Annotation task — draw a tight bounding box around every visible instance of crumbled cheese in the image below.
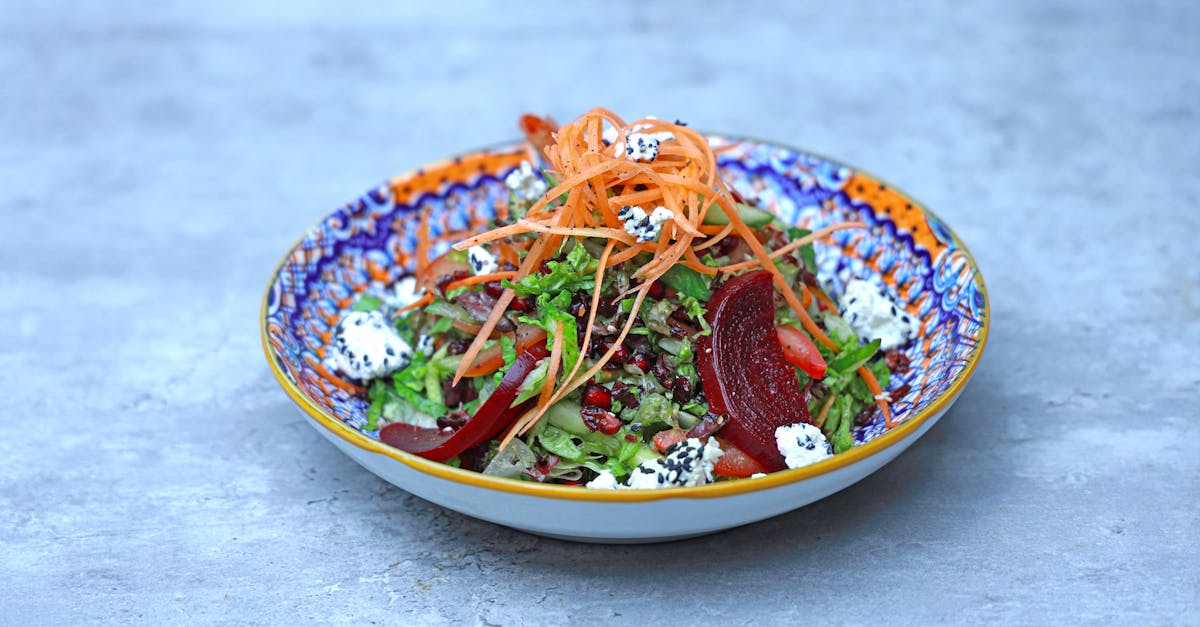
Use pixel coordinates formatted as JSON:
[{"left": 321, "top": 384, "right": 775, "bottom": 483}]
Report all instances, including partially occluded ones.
[
  {"left": 623, "top": 133, "right": 660, "bottom": 161},
  {"left": 750, "top": 473, "right": 768, "bottom": 479},
  {"left": 504, "top": 160, "right": 548, "bottom": 202},
  {"left": 467, "top": 245, "right": 498, "bottom": 275},
  {"left": 625, "top": 438, "right": 724, "bottom": 489},
  {"left": 331, "top": 311, "right": 412, "bottom": 381},
  {"left": 840, "top": 279, "right": 920, "bottom": 350},
  {"left": 602, "top": 124, "right": 618, "bottom": 146},
  {"left": 415, "top": 333, "right": 434, "bottom": 357},
  {"left": 618, "top": 205, "right": 674, "bottom": 243},
  {"left": 388, "top": 276, "right": 424, "bottom": 317},
  {"left": 585, "top": 469, "right": 620, "bottom": 490},
  {"left": 775, "top": 423, "right": 834, "bottom": 469}
]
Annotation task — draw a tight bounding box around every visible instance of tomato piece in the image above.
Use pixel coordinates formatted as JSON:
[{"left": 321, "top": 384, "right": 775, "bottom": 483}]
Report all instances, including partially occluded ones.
[
  {"left": 650, "top": 429, "right": 768, "bottom": 478},
  {"left": 712, "top": 439, "right": 769, "bottom": 478},
  {"left": 417, "top": 252, "right": 472, "bottom": 295},
  {"left": 652, "top": 428, "right": 688, "bottom": 453},
  {"left": 519, "top": 114, "right": 558, "bottom": 156},
  {"left": 776, "top": 324, "right": 827, "bottom": 379}
]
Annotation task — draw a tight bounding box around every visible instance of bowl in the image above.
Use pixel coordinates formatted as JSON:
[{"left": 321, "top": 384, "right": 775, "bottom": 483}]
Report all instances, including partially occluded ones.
[{"left": 260, "top": 135, "right": 989, "bottom": 543}]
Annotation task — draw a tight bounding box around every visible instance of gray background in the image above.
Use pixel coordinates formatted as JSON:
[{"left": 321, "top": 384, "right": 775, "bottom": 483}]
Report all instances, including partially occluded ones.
[{"left": 3, "top": 1, "right": 1198, "bottom": 624}]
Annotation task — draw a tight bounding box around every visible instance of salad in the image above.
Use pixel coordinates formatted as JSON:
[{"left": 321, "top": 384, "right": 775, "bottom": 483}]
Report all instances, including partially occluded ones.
[{"left": 329, "top": 109, "right": 918, "bottom": 489}]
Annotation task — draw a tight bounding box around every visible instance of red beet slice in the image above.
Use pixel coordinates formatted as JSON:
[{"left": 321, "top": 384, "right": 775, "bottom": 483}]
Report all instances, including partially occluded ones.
[
  {"left": 696, "top": 270, "right": 812, "bottom": 472},
  {"left": 380, "top": 343, "right": 548, "bottom": 462}
]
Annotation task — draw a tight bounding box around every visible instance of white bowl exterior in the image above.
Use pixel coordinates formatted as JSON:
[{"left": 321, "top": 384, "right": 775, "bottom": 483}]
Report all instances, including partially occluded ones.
[{"left": 302, "top": 400, "right": 952, "bottom": 543}]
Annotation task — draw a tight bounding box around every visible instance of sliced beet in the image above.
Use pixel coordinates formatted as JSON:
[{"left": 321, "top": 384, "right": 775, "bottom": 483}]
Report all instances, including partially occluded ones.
[
  {"left": 380, "top": 343, "right": 548, "bottom": 462},
  {"left": 696, "top": 270, "right": 812, "bottom": 472}
]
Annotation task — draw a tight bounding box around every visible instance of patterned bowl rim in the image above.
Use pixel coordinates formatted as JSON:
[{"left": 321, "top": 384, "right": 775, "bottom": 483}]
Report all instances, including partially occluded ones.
[{"left": 260, "top": 135, "right": 990, "bottom": 502}]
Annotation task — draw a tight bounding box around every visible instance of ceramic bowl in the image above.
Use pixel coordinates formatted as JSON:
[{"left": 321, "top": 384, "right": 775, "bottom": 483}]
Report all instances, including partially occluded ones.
[{"left": 261, "top": 135, "right": 989, "bottom": 543}]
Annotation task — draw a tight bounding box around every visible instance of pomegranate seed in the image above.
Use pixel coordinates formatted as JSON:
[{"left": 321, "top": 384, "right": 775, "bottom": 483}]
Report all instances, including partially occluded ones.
[
  {"left": 484, "top": 281, "right": 504, "bottom": 298},
  {"left": 583, "top": 384, "right": 613, "bottom": 409},
  {"left": 631, "top": 352, "right": 652, "bottom": 372},
  {"left": 580, "top": 406, "right": 621, "bottom": 434},
  {"left": 510, "top": 296, "right": 532, "bottom": 312},
  {"left": 540, "top": 260, "right": 554, "bottom": 275},
  {"left": 609, "top": 343, "right": 628, "bottom": 362},
  {"left": 597, "top": 413, "right": 622, "bottom": 435}
]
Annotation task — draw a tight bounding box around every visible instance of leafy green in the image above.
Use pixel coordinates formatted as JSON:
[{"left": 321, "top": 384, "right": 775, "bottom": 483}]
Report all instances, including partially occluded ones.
[
  {"left": 678, "top": 294, "right": 711, "bottom": 334},
  {"left": 427, "top": 316, "right": 454, "bottom": 336},
  {"left": 641, "top": 299, "right": 678, "bottom": 337},
  {"left": 365, "top": 379, "right": 440, "bottom": 430},
  {"left": 352, "top": 294, "right": 383, "bottom": 312},
  {"left": 786, "top": 227, "right": 818, "bottom": 274},
  {"left": 500, "top": 334, "right": 517, "bottom": 365},
  {"left": 632, "top": 393, "right": 677, "bottom": 429},
  {"left": 424, "top": 299, "right": 475, "bottom": 324},
  {"left": 660, "top": 265, "right": 711, "bottom": 301},
  {"left": 483, "top": 438, "right": 537, "bottom": 478},
  {"left": 389, "top": 350, "right": 452, "bottom": 417},
  {"left": 821, "top": 395, "right": 857, "bottom": 454},
  {"left": 821, "top": 311, "right": 858, "bottom": 351},
  {"left": 503, "top": 244, "right": 597, "bottom": 296},
  {"left": 538, "top": 425, "right": 585, "bottom": 462},
  {"left": 513, "top": 360, "right": 548, "bottom": 405},
  {"left": 517, "top": 291, "right": 580, "bottom": 378},
  {"left": 828, "top": 339, "right": 881, "bottom": 375}
]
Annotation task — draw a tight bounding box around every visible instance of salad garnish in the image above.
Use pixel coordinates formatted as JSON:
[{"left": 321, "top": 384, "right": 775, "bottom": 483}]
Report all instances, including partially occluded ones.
[{"left": 330, "top": 109, "right": 916, "bottom": 488}]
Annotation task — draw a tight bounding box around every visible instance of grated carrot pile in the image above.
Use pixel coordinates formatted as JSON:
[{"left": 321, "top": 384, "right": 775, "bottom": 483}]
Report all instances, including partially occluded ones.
[{"left": 441, "top": 109, "right": 889, "bottom": 439}]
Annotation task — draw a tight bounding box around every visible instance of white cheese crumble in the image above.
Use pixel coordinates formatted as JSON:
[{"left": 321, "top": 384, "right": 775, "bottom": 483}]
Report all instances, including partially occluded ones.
[
  {"left": 467, "top": 245, "right": 499, "bottom": 275},
  {"left": 387, "top": 276, "right": 424, "bottom": 317},
  {"left": 840, "top": 279, "right": 920, "bottom": 350},
  {"left": 607, "top": 117, "right": 678, "bottom": 156},
  {"left": 775, "top": 423, "right": 834, "bottom": 469},
  {"left": 750, "top": 473, "right": 768, "bottom": 479},
  {"left": 585, "top": 469, "right": 620, "bottom": 490},
  {"left": 331, "top": 311, "right": 412, "bottom": 381},
  {"left": 625, "top": 438, "right": 724, "bottom": 489},
  {"left": 602, "top": 124, "right": 618, "bottom": 146},
  {"left": 618, "top": 205, "right": 674, "bottom": 243},
  {"left": 415, "top": 333, "right": 434, "bottom": 357},
  {"left": 504, "top": 160, "right": 548, "bottom": 202},
  {"left": 623, "top": 133, "right": 660, "bottom": 161}
]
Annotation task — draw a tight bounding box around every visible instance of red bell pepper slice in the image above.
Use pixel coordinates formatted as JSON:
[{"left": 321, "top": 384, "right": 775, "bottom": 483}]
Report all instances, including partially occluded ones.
[
  {"left": 696, "top": 270, "right": 813, "bottom": 472},
  {"left": 380, "top": 343, "right": 549, "bottom": 462}
]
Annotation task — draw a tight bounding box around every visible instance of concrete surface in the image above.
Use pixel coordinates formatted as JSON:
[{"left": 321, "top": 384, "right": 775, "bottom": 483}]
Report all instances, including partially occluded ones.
[{"left": 2, "top": 1, "right": 1198, "bottom": 624}]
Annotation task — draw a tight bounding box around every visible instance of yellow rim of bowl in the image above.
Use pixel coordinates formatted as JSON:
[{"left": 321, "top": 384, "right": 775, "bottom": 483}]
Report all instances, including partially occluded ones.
[{"left": 259, "top": 139, "right": 990, "bottom": 502}]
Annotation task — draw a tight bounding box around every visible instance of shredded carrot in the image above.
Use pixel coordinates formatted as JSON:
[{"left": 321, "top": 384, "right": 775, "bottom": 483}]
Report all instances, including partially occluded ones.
[
  {"left": 815, "top": 394, "right": 837, "bottom": 428},
  {"left": 441, "top": 271, "right": 517, "bottom": 293},
  {"left": 390, "top": 293, "right": 435, "bottom": 320},
  {"left": 539, "top": 320, "right": 565, "bottom": 408},
  {"left": 859, "top": 365, "right": 894, "bottom": 427},
  {"left": 715, "top": 222, "right": 865, "bottom": 272},
  {"left": 428, "top": 109, "right": 885, "bottom": 441}
]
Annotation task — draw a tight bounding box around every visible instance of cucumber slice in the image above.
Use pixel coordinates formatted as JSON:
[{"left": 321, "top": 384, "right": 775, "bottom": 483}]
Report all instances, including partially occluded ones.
[{"left": 702, "top": 202, "right": 774, "bottom": 228}]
